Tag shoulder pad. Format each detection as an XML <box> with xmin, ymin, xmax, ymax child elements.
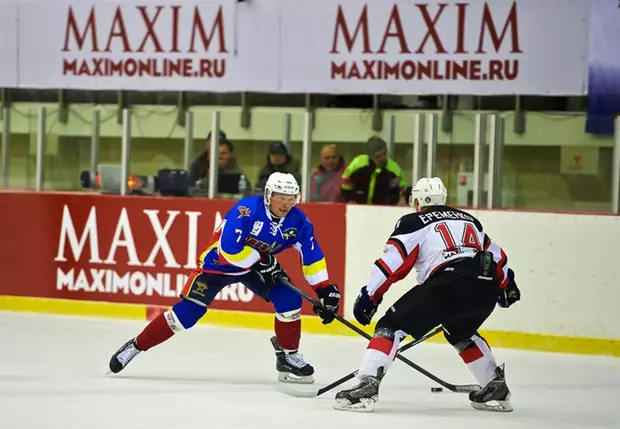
<box><xmin>393</xmin><ymin>212</ymin><xmax>424</xmax><ymax>235</ymax></box>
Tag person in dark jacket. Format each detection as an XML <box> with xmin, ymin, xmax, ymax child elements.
<box><xmin>254</xmin><ymin>142</ymin><xmax>301</xmax><ymax>195</ymax></box>
<box><xmin>189</xmin><ymin>130</ymin><xmax>251</xmax><ymax>196</ymax></box>
<box><xmin>341</xmin><ymin>136</ymin><xmax>409</xmax><ymax>205</ymax></box>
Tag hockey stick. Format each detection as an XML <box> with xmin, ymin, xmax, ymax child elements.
<box><xmin>277</xmin><ymin>276</ymin><xmax>481</xmax><ymax>394</ymax></box>
<box><xmin>276</xmin><ymin>325</ymin><xmax>444</xmax><ymax>398</ymax></box>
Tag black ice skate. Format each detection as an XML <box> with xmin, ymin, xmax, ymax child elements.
<box><xmin>107</xmin><ymin>338</ymin><xmax>141</xmax><ymax>375</ymax></box>
<box><xmin>333</xmin><ymin>368</ymin><xmax>384</xmax><ymax>413</ymax></box>
<box><xmin>270</xmin><ymin>336</ymin><xmax>314</xmax><ymax>384</ymax></box>
<box><xmin>469</xmin><ymin>364</ymin><xmax>513</xmax><ymax>412</ymax></box>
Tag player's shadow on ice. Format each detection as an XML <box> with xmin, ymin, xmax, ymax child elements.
<box><xmin>113</xmin><ymin>373</ymin><xmax>276</xmax><ymax>388</ymax></box>
<box><xmin>371</xmin><ymin>402</ymin><xmax>473</xmax><ymax>417</ymax></box>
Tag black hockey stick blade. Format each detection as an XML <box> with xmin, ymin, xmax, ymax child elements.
<box><xmin>277</xmin><ymin>276</ymin><xmax>481</xmax><ymax>394</ymax></box>
<box><xmin>276</xmin><ymin>371</ymin><xmax>359</xmax><ymax>398</ymax></box>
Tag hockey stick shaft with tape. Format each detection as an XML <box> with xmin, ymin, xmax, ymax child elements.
<box><xmin>278</xmin><ymin>276</ymin><xmax>480</xmax><ymax>394</ymax></box>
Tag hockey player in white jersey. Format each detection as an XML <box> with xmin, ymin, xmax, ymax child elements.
<box><xmin>334</xmin><ymin>177</ymin><xmax>521</xmax><ymax>413</ymax></box>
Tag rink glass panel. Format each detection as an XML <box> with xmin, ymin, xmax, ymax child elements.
<box><xmin>434</xmin><ymin>112</ymin><xmax>477</xmax><ymax>209</ymax></box>
<box><xmin>0</xmin><ymin>106</ymin><xmax>616</xmax><ymax>213</ymax></box>
<box><xmin>499</xmin><ymin>115</ymin><xmax>615</xmax><ymax>213</ymax></box>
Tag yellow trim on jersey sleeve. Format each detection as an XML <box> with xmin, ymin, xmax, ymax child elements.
<box><xmin>302</xmin><ymin>258</ymin><xmax>327</xmax><ymax>276</ymax></box>
<box><xmin>220</xmin><ymin>245</ymin><xmax>256</xmax><ymax>265</ymax></box>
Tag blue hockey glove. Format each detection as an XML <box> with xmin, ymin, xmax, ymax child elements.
<box><xmin>314</xmin><ymin>284</ymin><xmax>341</xmax><ymax>324</ymax></box>
<box><xmin>353</xmin><ymin>286</ymin><xmax>381</xmax><ymax>326</ymax></box>
<box><xmin>498</xmin><ymin>268</ymin><xmax>521</xmax><ymax>308</ymax></box>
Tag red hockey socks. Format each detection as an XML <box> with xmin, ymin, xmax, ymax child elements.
<box><xmin>274</xmin><ymin>310</ymin><xmax>301</xmax><ymax>351</ymax></box>
<box><xmin>136</xmin><ymin>312</ymin><xmax>175</xmax><ymax>351</ymax></box>
<box><xmin>457</xmin><ymin>334</ymin><xmax>498</xmax><ymax>387</ymax></box>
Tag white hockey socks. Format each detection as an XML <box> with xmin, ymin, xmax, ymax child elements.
<box><xmin>456</xmin><ymin>333</ymin><xmax>498</xmax><ymax>387</ymax></box>
<box><xmin>359</xmin><ymin>329</ymin><xmax>407</xmax><ymax>378</ymax></box>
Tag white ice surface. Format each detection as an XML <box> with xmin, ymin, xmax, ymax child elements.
<box><xmin>0</xmin><ymin>311</ymin><xmax>618</xmax><ymax>429</ymax></box>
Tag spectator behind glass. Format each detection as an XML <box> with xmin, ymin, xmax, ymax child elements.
<box><xmin>310</xmin><ymin>144</ymin><xmax>347</xmax><ymax>202</ymax></box>
<box><xmin>341</xmin><ymin>136</ymin><xmax>410</xmax><ymax>205</ymax></box>
<box><xmin>254</xmin><ymin>142</ymin><xmax>301</xmax><ymax>195</ymax></box>
<box><xmin>188</xmin><ymin>130</ymin><xmax>251</xmax><ymax>196</ymax></box>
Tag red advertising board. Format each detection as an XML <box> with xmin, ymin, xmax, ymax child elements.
<box><xmin>0</xmin><ymin>191</ymin><xmax>346</xmax><ymax>316</ymax></box>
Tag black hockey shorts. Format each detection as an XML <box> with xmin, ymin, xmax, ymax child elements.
<box><xmin>180</xmin><ymin>269</ymin><xmax>302</xmax><ymax>313</ymax></box>
<box><xmin>376</xmin><ymin>258</ymin><xmax>499</xmax><ymax>345</ymax></box>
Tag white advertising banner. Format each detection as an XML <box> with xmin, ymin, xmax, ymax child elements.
<box><xmin>17</xmin><ymin>0</ymin><xmax>280</xmax><ymax>92</ymax></box>
<box><xmin>3</xmin><ymin>0</ymin><xmax>592</xmax><ymax>94</ymax></box>
<box><xmin>279</xmin><ymin>0</ymin><xmax>589</xmax><ymax>95</ymax></box>
<box><xmin>0</xmin><ymin>2</ymin><xmax>19</xmax><ymax>87</ymax></box>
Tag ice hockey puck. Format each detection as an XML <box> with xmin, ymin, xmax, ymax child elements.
<box><xmin>431</xmin><ymin>387</ymin><xmax>443</xmax><ymax>392</ymax></box>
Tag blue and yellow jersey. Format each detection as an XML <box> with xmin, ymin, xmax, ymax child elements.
<box><xmin>197</xmin><ymin>196</ymin><xmax>329</xmax><ymax>287</ymax></box>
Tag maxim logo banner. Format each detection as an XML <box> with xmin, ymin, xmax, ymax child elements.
<box><xmin>0</xmin><ymin>192</ymin><xmax>346</xmax><ymax>315</ymax></box>
<box><xmin>328</xmin><ymin>2</ymin><xmax>522</xmax><ymax>82</ymax></box>
<box><xmin>1</xmin><ymin>0</ymin><xmax>589</xmax><ymax>95</ymax></box>
<box><xmin>279</xmin><ymin>0</ymin><xmax>589</xmax><ymax>94</ymax></box>
<box><xmin>61</xmin><ymin>4</ymin><xmax>229</xmax><ymax>79</ymax></box>
<box><xmin>53</xmin><ymin>206</ymin><xmax>212</xmax><ymax>299</ymax></box>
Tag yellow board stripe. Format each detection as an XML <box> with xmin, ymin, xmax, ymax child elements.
<box><xmin>0</xmin><ymin>295</ymin><xmax>618</xmax><ymax>358</ymax></box>
<box><xmin>0</xmin><ymin>295</ymin><xmax>146</xmax><ymax>320</ymax></box>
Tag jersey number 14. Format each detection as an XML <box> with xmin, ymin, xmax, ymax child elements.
<box><xmin>434</xmin><ymin>222</ymin><xmax>482</xmax><ymax>251</ymax></box>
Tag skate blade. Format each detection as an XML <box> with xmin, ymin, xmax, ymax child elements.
<box><xmin>333</xmin><ymin>398</ymin><xmax>376</xmax><ymax>413</ymax></box>
<box><xmin>278</xmin><ymin>372</ymin><xmax>315</xmax><ymax>385</ymax></box>
<box><xmin>471</xmin><ymin>398</ymin><xmax>513</xmax><ymax>412</ymax></box>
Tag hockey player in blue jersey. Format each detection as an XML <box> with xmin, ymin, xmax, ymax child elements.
<box><xmin>108</xmin><ymin>172</ymin><xmax>341</xmax><ymax>384</ymax></box>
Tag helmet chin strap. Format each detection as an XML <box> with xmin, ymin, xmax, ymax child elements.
<box><xmin>263</xmin><ymin>196</ymin><xmax>277</xmax><ymax>221</ymax></box>
<box><xmin>267</xmin><ymin>207</ymin><xmax>281</xmax><ymax>222</ymax></box>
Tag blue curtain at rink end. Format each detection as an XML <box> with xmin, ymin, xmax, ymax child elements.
<box><xmin>586</xmin><ymin>0</ymin><xmax>620</xmax><ymax>136</ymax></box>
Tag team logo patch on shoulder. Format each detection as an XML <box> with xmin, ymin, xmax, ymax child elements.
<box><xmin>237</xmin><ymin>206</ymin><xmax>251</xmax><ymax>218</ymax></box>
<box><xmin>282</xmin><ymin>227</ymin><xmax>298</xmax><ymax>240</ymax></box>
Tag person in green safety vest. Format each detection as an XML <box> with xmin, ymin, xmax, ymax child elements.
<box><xmin>341</xmin><ymin>136</ymin><xmax>410</xmax><ymax>205</ymax></box>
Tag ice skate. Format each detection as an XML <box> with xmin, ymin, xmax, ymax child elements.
<box><xmin>270</xmin><ymin>336</ymin><xmax>314</xmax><ymax>384</ymax></box>
<box><xmin>333</xmin><ymin>368</ymin><xmax>384</xmax><ymax>412</ymax></box>
<box><xmin>108</xmin><ymin>338</ymin><xmax>141</xmax><ymax>375</ymax></box>
<box><xmin>469</xmin><ymin>364</ymin><xmax>513</xmax><ymax>412</ymax></box>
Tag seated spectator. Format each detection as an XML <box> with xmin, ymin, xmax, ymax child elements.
<box><xmin>341</xmin><ymin>136</ymin><xmax>409</xmax><ymax>205</ymax></box>
<box><xmin>189</xmin><ymin>130</ymin><xmax>251</xmax><ymax>196</ymax></box>
<box><xmin>310</xmin><ymin>144</ymin><xmax>347</xmax><ymax>202</ymax></box>
<box><xmin>254</xmin><ymin>142</ymin><xmax>301</xmax><ymax>195</ymax></box>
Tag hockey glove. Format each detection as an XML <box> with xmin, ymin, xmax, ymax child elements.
<box><xmin>498</xmin><ymin>268</ymin><xmax>521</xmax><ymax>308</ymax></box>
<box><xmin>353</xmin><ymin>286</ymin><xmax>381</xmax><ymax>326</ymax></box>
<box><xmin>252</xmin><ymin>254</ymin><xmax>286</xmax><ymax>286</ymax></box>
<box><xmin>313</xmin><ymin>284</ymin><xmax>341</xmax><ymax>324</ymax></box>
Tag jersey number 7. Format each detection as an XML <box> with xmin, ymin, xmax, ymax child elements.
<box><xmin>434</xmin><ymin>222</ymin><xmax>482</xmax><ymax>251</ymax></box>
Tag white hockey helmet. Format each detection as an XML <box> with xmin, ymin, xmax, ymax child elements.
<box><xmin>264</xmin><ymin>172</ymin><xmax>301</xmax><ymax>205</ymax></box>
<box><xmin>410</xmin><ymin>177</ymin><xmax>447</xmax><ymax>209</ymax></box>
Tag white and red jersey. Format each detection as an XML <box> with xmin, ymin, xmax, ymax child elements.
<box><xmin>367</xmin><ymin>206</ymin><xmax>509</xmax><ymax>303</ymax></box>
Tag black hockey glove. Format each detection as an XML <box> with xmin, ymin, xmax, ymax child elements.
<box><xmin>314</xmin><ymin>284</ymin><xmax>341</xmax><ymax>324</ymax></box>
<box><xmin>353</xmin><ymin>286</ymin><xmax>381</xmax><ymax>326</ymax></box>
<box><xmin>252</xmin><ymin>254</ymin><xmax>286</xmax><ymax>286</ymax></box>
<box><xmin>498</xmin><ymin>268</ymin><xmax>521</xmax><ymax>308</ymax></box>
